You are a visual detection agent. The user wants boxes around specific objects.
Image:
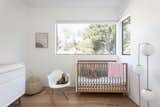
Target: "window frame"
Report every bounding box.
[55,21,117,55]
[122,16,131,55]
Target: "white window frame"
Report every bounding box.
[55,20,117,55]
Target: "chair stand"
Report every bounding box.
[50,88,69,101]
[62,89,69,100]
[49,89,54,103]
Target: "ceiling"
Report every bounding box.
[23,0,128,8]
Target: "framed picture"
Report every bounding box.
[35,32,48,48]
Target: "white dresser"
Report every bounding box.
[0,64,26,107]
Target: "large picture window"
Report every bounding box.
[122,17,131,55]
[56,22,116,55]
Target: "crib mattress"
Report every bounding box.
[78,76,126,84]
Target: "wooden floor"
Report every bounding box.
[12,87,138,107]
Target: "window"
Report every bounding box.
[122,17,131,55]
[56,22,116,55]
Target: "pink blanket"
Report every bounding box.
[0,62,17,65]
[108,63,123,77]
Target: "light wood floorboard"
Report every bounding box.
[11,87,138,107]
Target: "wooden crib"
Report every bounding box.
[76,60,128,94]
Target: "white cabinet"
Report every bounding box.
[0,64,25,107]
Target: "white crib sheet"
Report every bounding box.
[78,76,126,84]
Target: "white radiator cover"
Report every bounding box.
[0,64,26,107]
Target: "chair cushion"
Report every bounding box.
[56,73,68,84]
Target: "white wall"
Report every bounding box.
[1,0,160,106]
[121,0,160,107]
[27,7,120,86]
[0,0,29,63]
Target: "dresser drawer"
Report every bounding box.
[0,65,25,84]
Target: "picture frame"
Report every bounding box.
[35,32,48,48]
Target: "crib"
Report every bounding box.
[76,60,128,94]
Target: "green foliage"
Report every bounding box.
[82,24,115,54]
[57,24,116,54]
[122,17,131,55]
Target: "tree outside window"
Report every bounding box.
[56,23,116,55]
[122,17,131,55]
